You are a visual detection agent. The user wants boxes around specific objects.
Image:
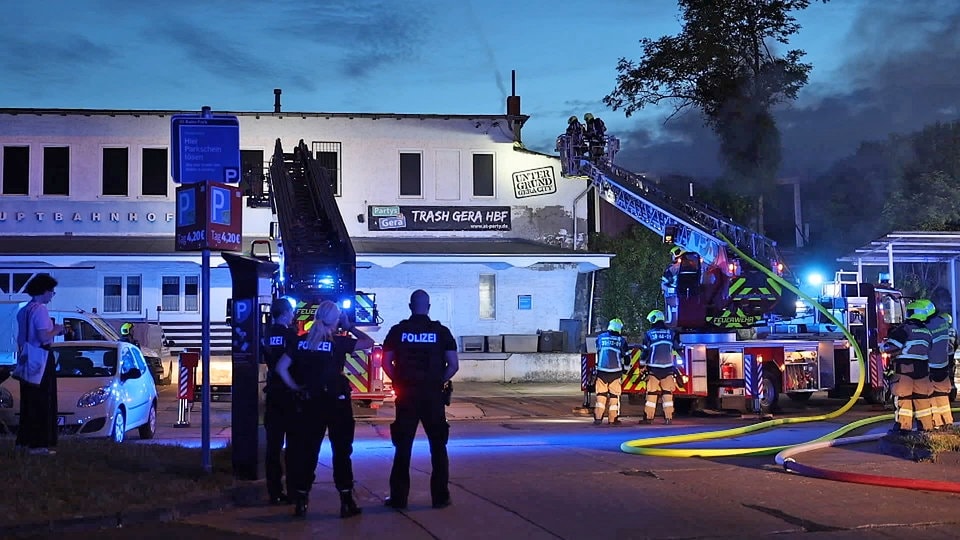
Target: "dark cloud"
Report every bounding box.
[606,0,960,180]
[271,0,426,79]
[0,33,116,91]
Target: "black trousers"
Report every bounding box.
[389,387,450,505]
[286,394,356,495]
[263,391,292,498]
[17,352,58,449]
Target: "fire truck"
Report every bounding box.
[559,131,904,413]
[255,139,389,408]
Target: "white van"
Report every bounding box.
[0,302,169,385]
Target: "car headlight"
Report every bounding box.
[0,387,12,408]
[77,385,112,408]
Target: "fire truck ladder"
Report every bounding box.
[268,139,357,313]
[557,134,782,268]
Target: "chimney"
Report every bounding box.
[506,70,523,142]
[274,88,282,113]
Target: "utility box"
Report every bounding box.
[503,334,539,353]
[538,331,564,353]
[486,335,504,353]
[460,335,486,353]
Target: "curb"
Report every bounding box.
[0,482,263,538]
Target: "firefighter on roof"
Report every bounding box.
[924,302,954,429]
[639,310,683,425]
[661,247,683,325]
[593,318,629,426]
[882,300,934,432]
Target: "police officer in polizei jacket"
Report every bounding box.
[275,300,374,519]
[382,289,460,511]
[261,297,298,505]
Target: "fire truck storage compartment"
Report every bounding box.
[783,347,820,392]
[718,349,745,396]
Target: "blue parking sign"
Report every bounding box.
[171,114,240,184]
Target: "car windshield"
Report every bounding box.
[85,314,121,341]
[54,346,118,378]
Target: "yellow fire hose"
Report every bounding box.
[622,232,894,457]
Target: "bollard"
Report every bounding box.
[174,351,199,428]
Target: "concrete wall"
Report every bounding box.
[453,352,580,383]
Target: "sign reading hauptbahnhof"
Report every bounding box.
[368,206,511,231]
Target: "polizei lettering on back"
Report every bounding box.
[299,341,333,351]
[402,332,437,343]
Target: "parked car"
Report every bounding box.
[0,302,170,386]
[0,341,158,443]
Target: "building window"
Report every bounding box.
[479,273,496,320]
[2,146,29,195]
[0,272,34,294]
[103,275,142,313]
[312,141,341,196]
[240,149,265,198]
[162,276,181,312]
[185,276,199,311]
[399,152,422,197]
[162,275,198,312]
[141,148,168,196]
[43,146,70,195]
[472,153,494,197]
[104,277,122,312]
[102,147,129,196]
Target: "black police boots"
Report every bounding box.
[339,490,362,518]
[293,490,309,518]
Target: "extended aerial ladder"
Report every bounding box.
[557,133,796,329]
[263,139,387,404]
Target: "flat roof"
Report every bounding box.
[837,231,960,265]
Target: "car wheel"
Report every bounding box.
[139,402,157,440]
[111,409,126,444]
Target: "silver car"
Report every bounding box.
[0,341,158,443]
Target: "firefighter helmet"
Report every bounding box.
[944,313,953,326]
[584,113,594,122]
[568,115,578,124]
[120,322,134,336]
[607,318,624,333]
[905,299,935,322]
[670,246,685,259]
[647,310,665,324]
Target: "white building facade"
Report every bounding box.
[0,102,610,347]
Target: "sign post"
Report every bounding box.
[172,106,241,473]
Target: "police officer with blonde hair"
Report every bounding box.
[275,300,374,519]
[594,318,629,426]
[383,289,459,510]
[640,309,682,425]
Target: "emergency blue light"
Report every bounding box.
[317,275,336,289]
[808,273,824,287]
[341,298,353,310]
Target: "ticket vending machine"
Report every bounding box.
[224,251,278,480]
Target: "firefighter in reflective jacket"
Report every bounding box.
[882,300,935,432]
[640,310,682,425]
[924,302,954,428]
[382,289,460,511]
[593,318,629,426]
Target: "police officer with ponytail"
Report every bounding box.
[275,300,374,519]
[383,289,459,510]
